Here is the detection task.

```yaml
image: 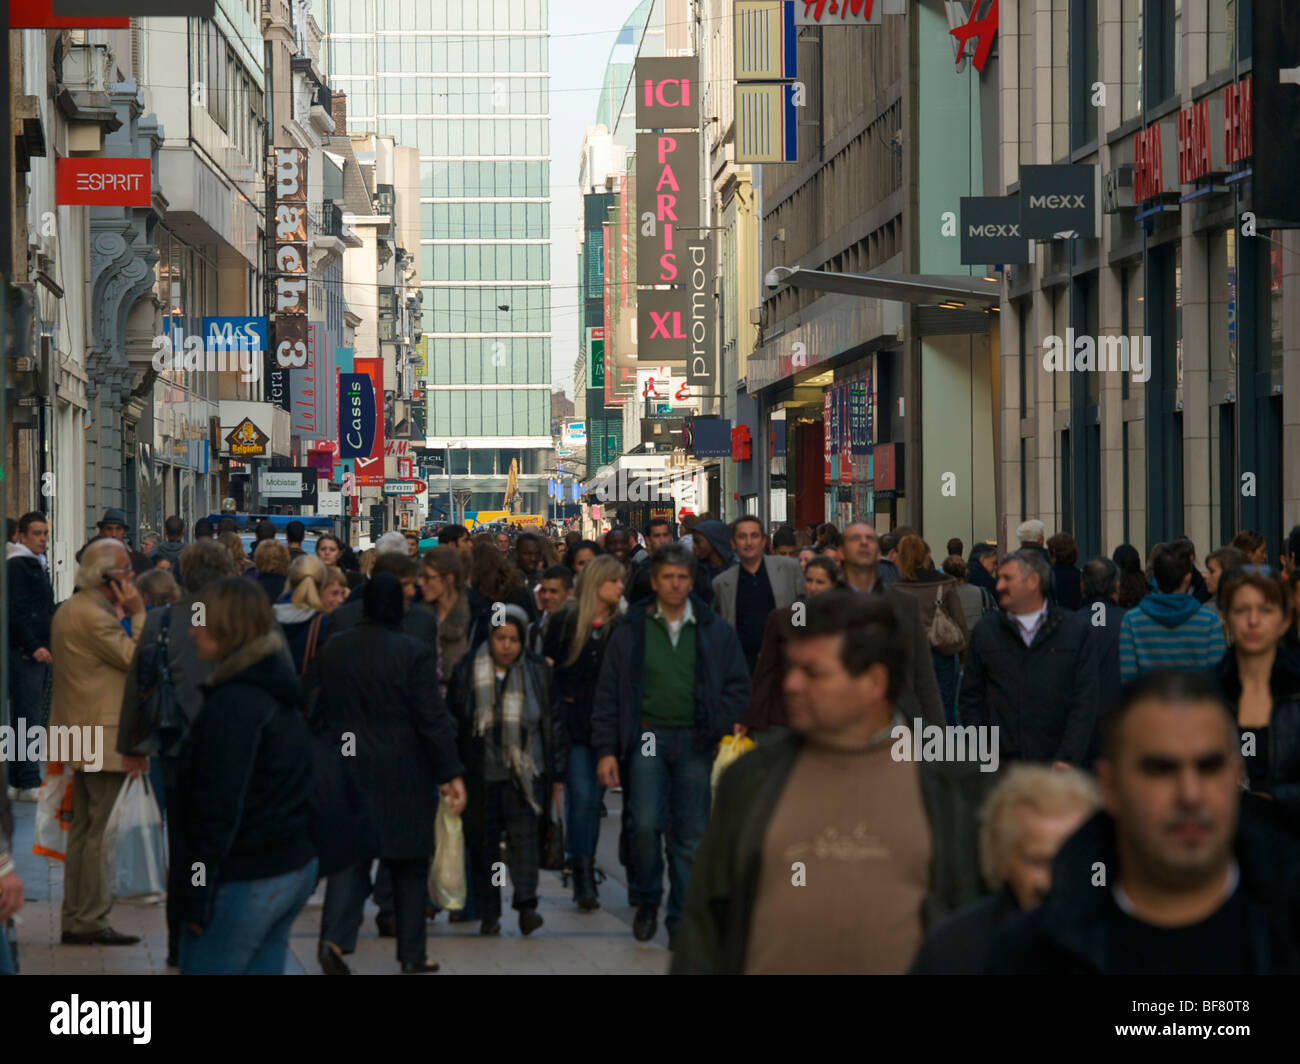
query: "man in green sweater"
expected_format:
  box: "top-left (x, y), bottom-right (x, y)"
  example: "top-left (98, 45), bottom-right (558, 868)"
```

top-left (592, 543), bottom-right (751, 945)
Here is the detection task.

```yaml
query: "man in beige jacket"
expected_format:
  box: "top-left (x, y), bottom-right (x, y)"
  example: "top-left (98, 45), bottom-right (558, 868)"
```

top-left (49, 538), bottom-right (149, 945)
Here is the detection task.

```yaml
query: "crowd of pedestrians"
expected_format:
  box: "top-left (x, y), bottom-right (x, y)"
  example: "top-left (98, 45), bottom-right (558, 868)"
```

top-left (4, 506), bottom-right (1300, 975)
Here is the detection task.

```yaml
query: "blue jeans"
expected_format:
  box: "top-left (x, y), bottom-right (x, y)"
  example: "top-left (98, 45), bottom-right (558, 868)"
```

top-left (180, 858), bottom-right (318, 975)
top-left (0, 923), bottom-right (14, 975)
top-left (933, 651), bottom-right (959, 725)
top-left (626, 727), bottom-right (712, 932)
top-left (565, 744), bottom-right (604, 859)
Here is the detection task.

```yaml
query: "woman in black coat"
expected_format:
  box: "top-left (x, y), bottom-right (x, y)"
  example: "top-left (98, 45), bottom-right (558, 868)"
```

top-left (1213, 568), bottom-right (1300, 837)
top-left (179, 579), bottom-right (316, 975)
top-left (313, 573), bottom-right (467, 974)
top-left (449, 603), bottom-right (567, 937)
top-left (543, 554), bottom-right (626, 911)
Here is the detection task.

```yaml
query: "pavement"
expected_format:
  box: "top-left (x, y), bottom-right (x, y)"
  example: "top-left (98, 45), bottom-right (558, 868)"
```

top-left (7, 791), bottom-right (670, 975)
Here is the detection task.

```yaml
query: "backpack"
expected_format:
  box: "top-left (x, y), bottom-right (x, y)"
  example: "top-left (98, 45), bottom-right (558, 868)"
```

top-left (925, 587), bottom-right (967, 655)
top-left (128, 609), bottom-right (185, 756)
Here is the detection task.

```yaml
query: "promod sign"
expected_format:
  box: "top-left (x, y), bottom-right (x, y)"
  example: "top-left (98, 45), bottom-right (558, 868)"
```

top-left (56, 158), bottom-right (150, 206)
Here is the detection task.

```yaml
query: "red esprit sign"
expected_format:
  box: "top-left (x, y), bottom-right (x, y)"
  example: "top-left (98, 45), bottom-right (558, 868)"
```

top-left (1224, 76), bottom-right (1252, 166)
top-left (10, 0), bottom-right (128, 27)
top-left (56, 158), bottom-right (151, 206)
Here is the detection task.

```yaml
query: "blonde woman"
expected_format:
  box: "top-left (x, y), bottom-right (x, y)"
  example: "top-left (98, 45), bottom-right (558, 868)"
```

top-left (272, 553), bottom-right (331, 678)
top-left (542, 554), bottom-right (626, 911)
top-left (358, 547), bottom-right (378, 578)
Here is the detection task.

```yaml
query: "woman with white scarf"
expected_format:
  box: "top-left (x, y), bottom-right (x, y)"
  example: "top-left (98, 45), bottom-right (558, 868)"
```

top-left (450, 603), bottom-right (567, 936)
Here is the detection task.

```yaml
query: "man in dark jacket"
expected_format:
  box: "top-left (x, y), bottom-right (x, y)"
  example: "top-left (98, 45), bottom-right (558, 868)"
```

top-left (672, 592), bottom-right (956, 974)
top-left (988, 670), bottom-right (1300, 974)
top-left (1080, 556), bottom-right (1126, 763)
top-left (315, 574), bottom-right (466, 974)
top-left (6, 512), bottom-right (55, 796)
top-left (592, 542), bottom-right (750, 944)
top-left (958, 550), bottom-right (1101, 766)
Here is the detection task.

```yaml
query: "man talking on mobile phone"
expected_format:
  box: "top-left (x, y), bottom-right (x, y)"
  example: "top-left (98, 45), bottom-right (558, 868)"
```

top-left (48, 538), bottom-right (150, 946)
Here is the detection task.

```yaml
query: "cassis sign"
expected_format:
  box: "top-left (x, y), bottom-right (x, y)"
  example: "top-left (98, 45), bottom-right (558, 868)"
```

top-left (960, 196), bottom-right (1030, 265)
top-left (1018, 165), bottom-right (1098, 239)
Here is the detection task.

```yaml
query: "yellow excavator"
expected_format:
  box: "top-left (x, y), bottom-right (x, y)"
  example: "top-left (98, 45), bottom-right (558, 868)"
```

top-left (502, 457), bottom-right (522, 515)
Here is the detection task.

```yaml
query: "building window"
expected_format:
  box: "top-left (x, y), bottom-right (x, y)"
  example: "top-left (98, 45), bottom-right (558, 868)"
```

top-left (1017, 304), bottom-right (1028, 418)
top-left (1052, 3), bottom-right (1069, 159)
top-left (1124, 420), bottom-right (1146, 548)
top-left (1070, 0), bottom-right (1099, 149)
top-left (1122, 0), bottom-right (1143, 121)
top-left (1207, 0), bottom-right (1241, 76)
top-left (1018, 0), bottom-right (1033, 166)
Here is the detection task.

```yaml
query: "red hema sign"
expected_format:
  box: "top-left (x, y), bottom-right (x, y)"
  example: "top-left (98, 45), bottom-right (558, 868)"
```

top-left (56, 158), bottom-right (151, 206)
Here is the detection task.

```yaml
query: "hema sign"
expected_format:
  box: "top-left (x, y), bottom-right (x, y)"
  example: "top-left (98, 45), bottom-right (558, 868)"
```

top-left (1018, 165), bottom-right (1098, 239)
top-left (960, 196), bottom-right (1029, 264)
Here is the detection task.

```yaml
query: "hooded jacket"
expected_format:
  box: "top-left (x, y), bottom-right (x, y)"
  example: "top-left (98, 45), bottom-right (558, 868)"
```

top-left (693, 520), bottom-right (735, 570)
top-left (272, 601), bottom-right (331, 677)
top-left (1118, 591), bottom-right (1225, 683)
top-left (987, 810), bottom-right (1300, 974)
top-left (149, 539), bottom-right (186, 575)
top-left (7, 547), bottom-right (54, 655)
top-left (180, 631), bottom-right (314, 922)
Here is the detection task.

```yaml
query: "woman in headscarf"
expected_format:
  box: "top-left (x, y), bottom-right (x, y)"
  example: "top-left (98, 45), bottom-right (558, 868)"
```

top-left (450, 604), bottom-right (566, 936)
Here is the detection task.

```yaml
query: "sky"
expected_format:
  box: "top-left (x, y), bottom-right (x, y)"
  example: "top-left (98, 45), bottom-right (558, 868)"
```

top-left (548, 0), bottom-right (646, 399)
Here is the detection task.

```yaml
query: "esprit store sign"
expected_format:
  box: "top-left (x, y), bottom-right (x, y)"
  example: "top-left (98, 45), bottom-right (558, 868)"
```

top-left (55, 158), bottom-right (150, 206)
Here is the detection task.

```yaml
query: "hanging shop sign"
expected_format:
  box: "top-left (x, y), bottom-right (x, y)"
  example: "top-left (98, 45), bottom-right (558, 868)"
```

top-left (635, 57), bottom-right (700, 129)
top-left (734, 83), bottom-right (800, 163)
top-left (686, 238), bottom-right (715, 389)
top-left (1253, 3), bottom-right (1300, 225)
top-left (960, 196), bottom-right (1030, 265)
top-left (948, 0), bottom-right (999, 74)
top-left (51, 0), bottom-right (212, 14)
top-left (1018, 165), bottom-right (1097, 239)
top-left (1132, 119), bottom-right (1177, 203)
top-left (55, 157), bottom-right (151, 206)
top-left (735, 1), bottom-right (798, 79)
top-left (636, 131), bottom-right (700, 287)
top-left (797, 0), bottom-right (882, 25)
top-left (272, 147), bottom-right (308, 316)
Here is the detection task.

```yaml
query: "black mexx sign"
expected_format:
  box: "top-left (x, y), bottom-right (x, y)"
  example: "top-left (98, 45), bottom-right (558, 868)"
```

top-left (1253, 0), bottom-right (1300, 226)
top-left (1019, 165), bottom-right (1098, 239)
top-left (960, 196), bottom-right (1030, 265)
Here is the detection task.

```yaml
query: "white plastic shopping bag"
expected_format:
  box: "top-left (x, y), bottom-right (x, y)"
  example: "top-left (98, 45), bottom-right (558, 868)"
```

top-left (103, 775), bottom-right (166, 903)
top-left (430, 797), bottom-right (466, 911)
top-left (32, 762), bottom-right (73, 861)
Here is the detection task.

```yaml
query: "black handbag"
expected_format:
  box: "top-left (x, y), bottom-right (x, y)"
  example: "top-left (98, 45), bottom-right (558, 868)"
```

top-left (130, 609), bottom-right (184, 756)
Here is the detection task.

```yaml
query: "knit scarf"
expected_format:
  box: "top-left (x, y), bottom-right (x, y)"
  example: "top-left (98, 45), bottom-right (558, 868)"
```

top-left (471, 641), bottom-right (542, 813)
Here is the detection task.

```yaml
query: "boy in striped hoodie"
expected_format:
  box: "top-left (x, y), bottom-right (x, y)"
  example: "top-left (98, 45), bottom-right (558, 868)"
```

top-left (1119, 541), bottom-right (1225, 682)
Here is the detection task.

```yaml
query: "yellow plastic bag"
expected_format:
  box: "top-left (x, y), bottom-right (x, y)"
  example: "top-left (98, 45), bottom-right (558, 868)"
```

top-left (711, 733), bottom-right (756, 796)
top-left (430, 797), bottom-right (467, 911)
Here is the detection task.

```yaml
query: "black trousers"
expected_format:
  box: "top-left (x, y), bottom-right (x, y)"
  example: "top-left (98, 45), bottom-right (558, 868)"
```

top-left (162, 759), bottom-right (186, 962)
top-left (5, 654), bottom-right (48, 790)
top-left (467, 780), bottom-right (540, 922)
top-left (320, 857), bottom-right (430, 965)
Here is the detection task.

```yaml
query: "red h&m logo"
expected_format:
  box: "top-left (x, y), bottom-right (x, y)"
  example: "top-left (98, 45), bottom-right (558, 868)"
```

top-left (56, 158), bottom-right (151, 206)
top-left (951, 0), bottom-right (999, 74)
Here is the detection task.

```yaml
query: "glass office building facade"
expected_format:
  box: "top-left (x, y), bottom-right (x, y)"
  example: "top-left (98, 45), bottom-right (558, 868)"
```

top-left (325, 0), bottom-right (552, 514)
